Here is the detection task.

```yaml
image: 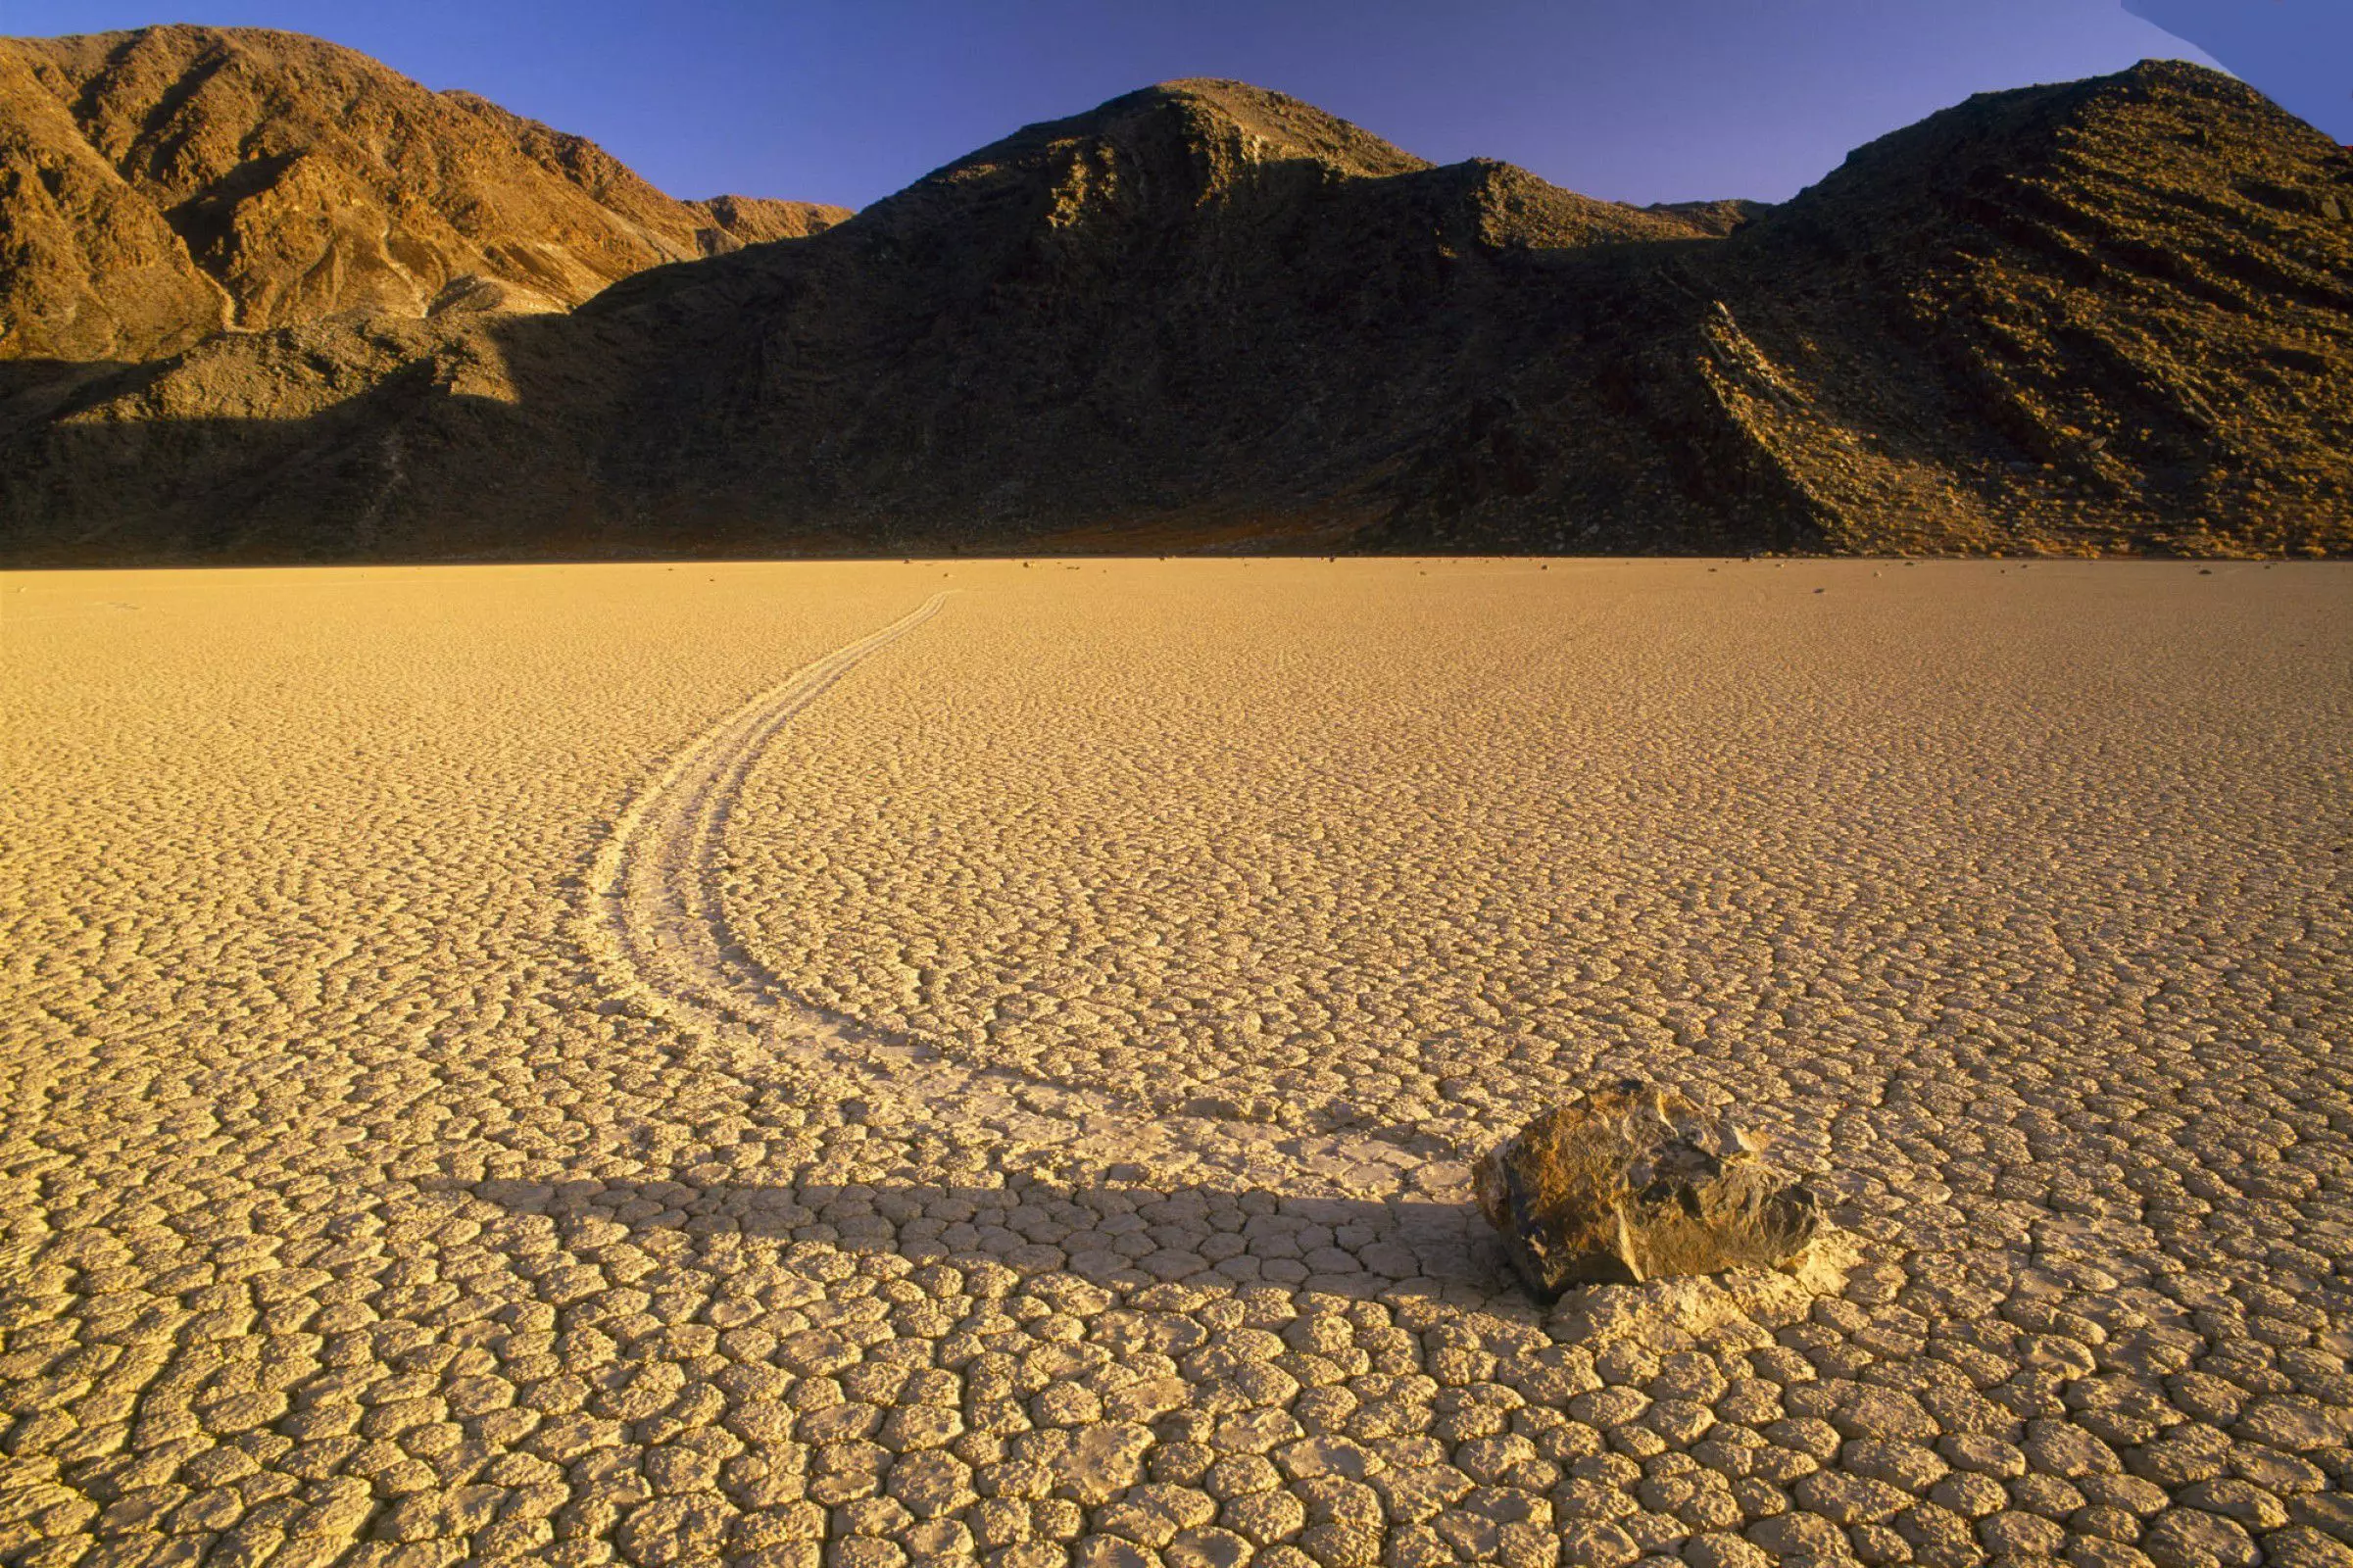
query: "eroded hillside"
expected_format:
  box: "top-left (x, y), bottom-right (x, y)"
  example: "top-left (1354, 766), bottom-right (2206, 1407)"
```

top-left (0, 24), bottom-right (848, 362)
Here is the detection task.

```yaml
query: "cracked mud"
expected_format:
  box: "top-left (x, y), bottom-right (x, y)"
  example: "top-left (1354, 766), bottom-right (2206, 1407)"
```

top-left (4, 558), bottom-right (2350, 1568)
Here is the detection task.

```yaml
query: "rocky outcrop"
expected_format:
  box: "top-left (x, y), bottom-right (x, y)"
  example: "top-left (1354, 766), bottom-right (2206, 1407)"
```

top-left (1475, 1082), bottom-right (1822, 1298)
top-left (0, 25), bottom-right (848, 362)
top-left (442, 90), bottom-right (845, 255)
top-left (684, 193), bottom-right (846, 251)
top-left (0, 43), bottom-right (226, 361)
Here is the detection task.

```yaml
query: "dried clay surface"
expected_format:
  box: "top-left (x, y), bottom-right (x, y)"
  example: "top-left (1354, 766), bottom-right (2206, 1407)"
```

top-left (4, 558), bottom-right (2351, 1568)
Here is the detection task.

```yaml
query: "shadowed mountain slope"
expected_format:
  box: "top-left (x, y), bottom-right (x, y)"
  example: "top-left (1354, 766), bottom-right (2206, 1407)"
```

top-left (0, 24), bottom-right (848, 362)
top-left (3, 57), bottom-right (2348, 561)
top-left (564, 80), bottom-right (1746, 550)
top-left (1653, 60), bottom-right (2353, 555)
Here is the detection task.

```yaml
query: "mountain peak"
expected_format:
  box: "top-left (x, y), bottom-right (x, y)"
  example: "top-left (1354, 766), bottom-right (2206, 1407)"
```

top-left (1123, 77), bottom-right (1434, 176)
top-left (915, 76), bottom-right (1432, 196)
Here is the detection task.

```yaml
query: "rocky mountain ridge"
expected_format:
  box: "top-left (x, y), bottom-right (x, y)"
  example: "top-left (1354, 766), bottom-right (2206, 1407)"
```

top-left (3, 37), bottom-right (2348, 561)
top-left (0, 24), bottom-right (848, 363)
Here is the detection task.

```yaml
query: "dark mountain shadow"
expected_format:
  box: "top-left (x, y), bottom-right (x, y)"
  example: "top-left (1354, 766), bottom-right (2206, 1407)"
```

top-left (0, 218), bottom-right (1773, 564)
top-left (0, 356), bottom-right (172, 421)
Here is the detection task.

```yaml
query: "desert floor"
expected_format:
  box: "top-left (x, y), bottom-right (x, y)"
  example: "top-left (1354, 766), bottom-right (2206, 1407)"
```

top-left (3, 558), bottom-right (2350, 1568)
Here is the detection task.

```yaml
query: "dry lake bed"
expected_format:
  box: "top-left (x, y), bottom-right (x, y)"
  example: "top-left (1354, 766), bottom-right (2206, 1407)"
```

top-left (3, 559), bottom-right (2350, 1568)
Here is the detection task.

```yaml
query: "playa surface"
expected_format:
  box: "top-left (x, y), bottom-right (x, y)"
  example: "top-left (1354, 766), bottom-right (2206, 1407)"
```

top-left (4, 558), bottom-right (2350, 1568)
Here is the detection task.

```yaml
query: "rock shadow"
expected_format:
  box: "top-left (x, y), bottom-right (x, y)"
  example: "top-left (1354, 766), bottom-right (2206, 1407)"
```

top-left (452, 1167), bottom-right (1522, 1308)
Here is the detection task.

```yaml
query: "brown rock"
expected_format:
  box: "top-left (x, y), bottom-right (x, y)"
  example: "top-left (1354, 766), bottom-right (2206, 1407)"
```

top-left (0, 44), bottom-right (225, 362)
top-left (1475, 1082), bottom-right (1821, 1298)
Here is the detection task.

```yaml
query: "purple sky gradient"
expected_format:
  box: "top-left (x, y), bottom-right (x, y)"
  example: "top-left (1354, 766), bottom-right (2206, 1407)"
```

top-left (9, 1), bottom-right (2301, 212)
top-left (2122, 0), bottom-right (2350, 146)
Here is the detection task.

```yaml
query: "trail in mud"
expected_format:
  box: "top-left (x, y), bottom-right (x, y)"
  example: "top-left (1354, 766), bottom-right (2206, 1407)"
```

top-left (578, 592), bottom-right (1493, 1283)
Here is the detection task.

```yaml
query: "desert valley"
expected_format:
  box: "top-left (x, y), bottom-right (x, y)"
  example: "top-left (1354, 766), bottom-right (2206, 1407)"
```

top-left (4, 20), bottom-right (2353, 1568)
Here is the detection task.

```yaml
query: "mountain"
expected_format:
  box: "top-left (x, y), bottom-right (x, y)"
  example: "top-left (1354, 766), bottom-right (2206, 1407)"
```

top-left (563, 80), bottom-right (1752, 552)
top-left (1651, 60), bottom-right (2353, 555)
top-left (2, 47), bottom-right (2348, 562)
top-left (0, 25), bottom-right (848, 363)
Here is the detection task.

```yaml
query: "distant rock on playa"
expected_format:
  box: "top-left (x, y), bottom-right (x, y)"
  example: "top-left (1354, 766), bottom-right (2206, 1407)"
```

top-left (1476, 1080), bottom-right (1824, 1298)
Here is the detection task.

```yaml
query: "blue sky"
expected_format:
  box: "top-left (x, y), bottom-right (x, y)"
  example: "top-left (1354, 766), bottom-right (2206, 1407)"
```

top-left (11, 1), bottom-right (2331, 212)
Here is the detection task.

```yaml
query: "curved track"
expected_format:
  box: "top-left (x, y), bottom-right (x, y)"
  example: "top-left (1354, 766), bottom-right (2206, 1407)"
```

top-left (579, 593), bottom-right (1477, 1228)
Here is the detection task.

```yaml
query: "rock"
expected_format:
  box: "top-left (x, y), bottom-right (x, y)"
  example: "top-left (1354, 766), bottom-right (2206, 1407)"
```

top-left (1475, 1081), bottom-right (1823, 1298)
